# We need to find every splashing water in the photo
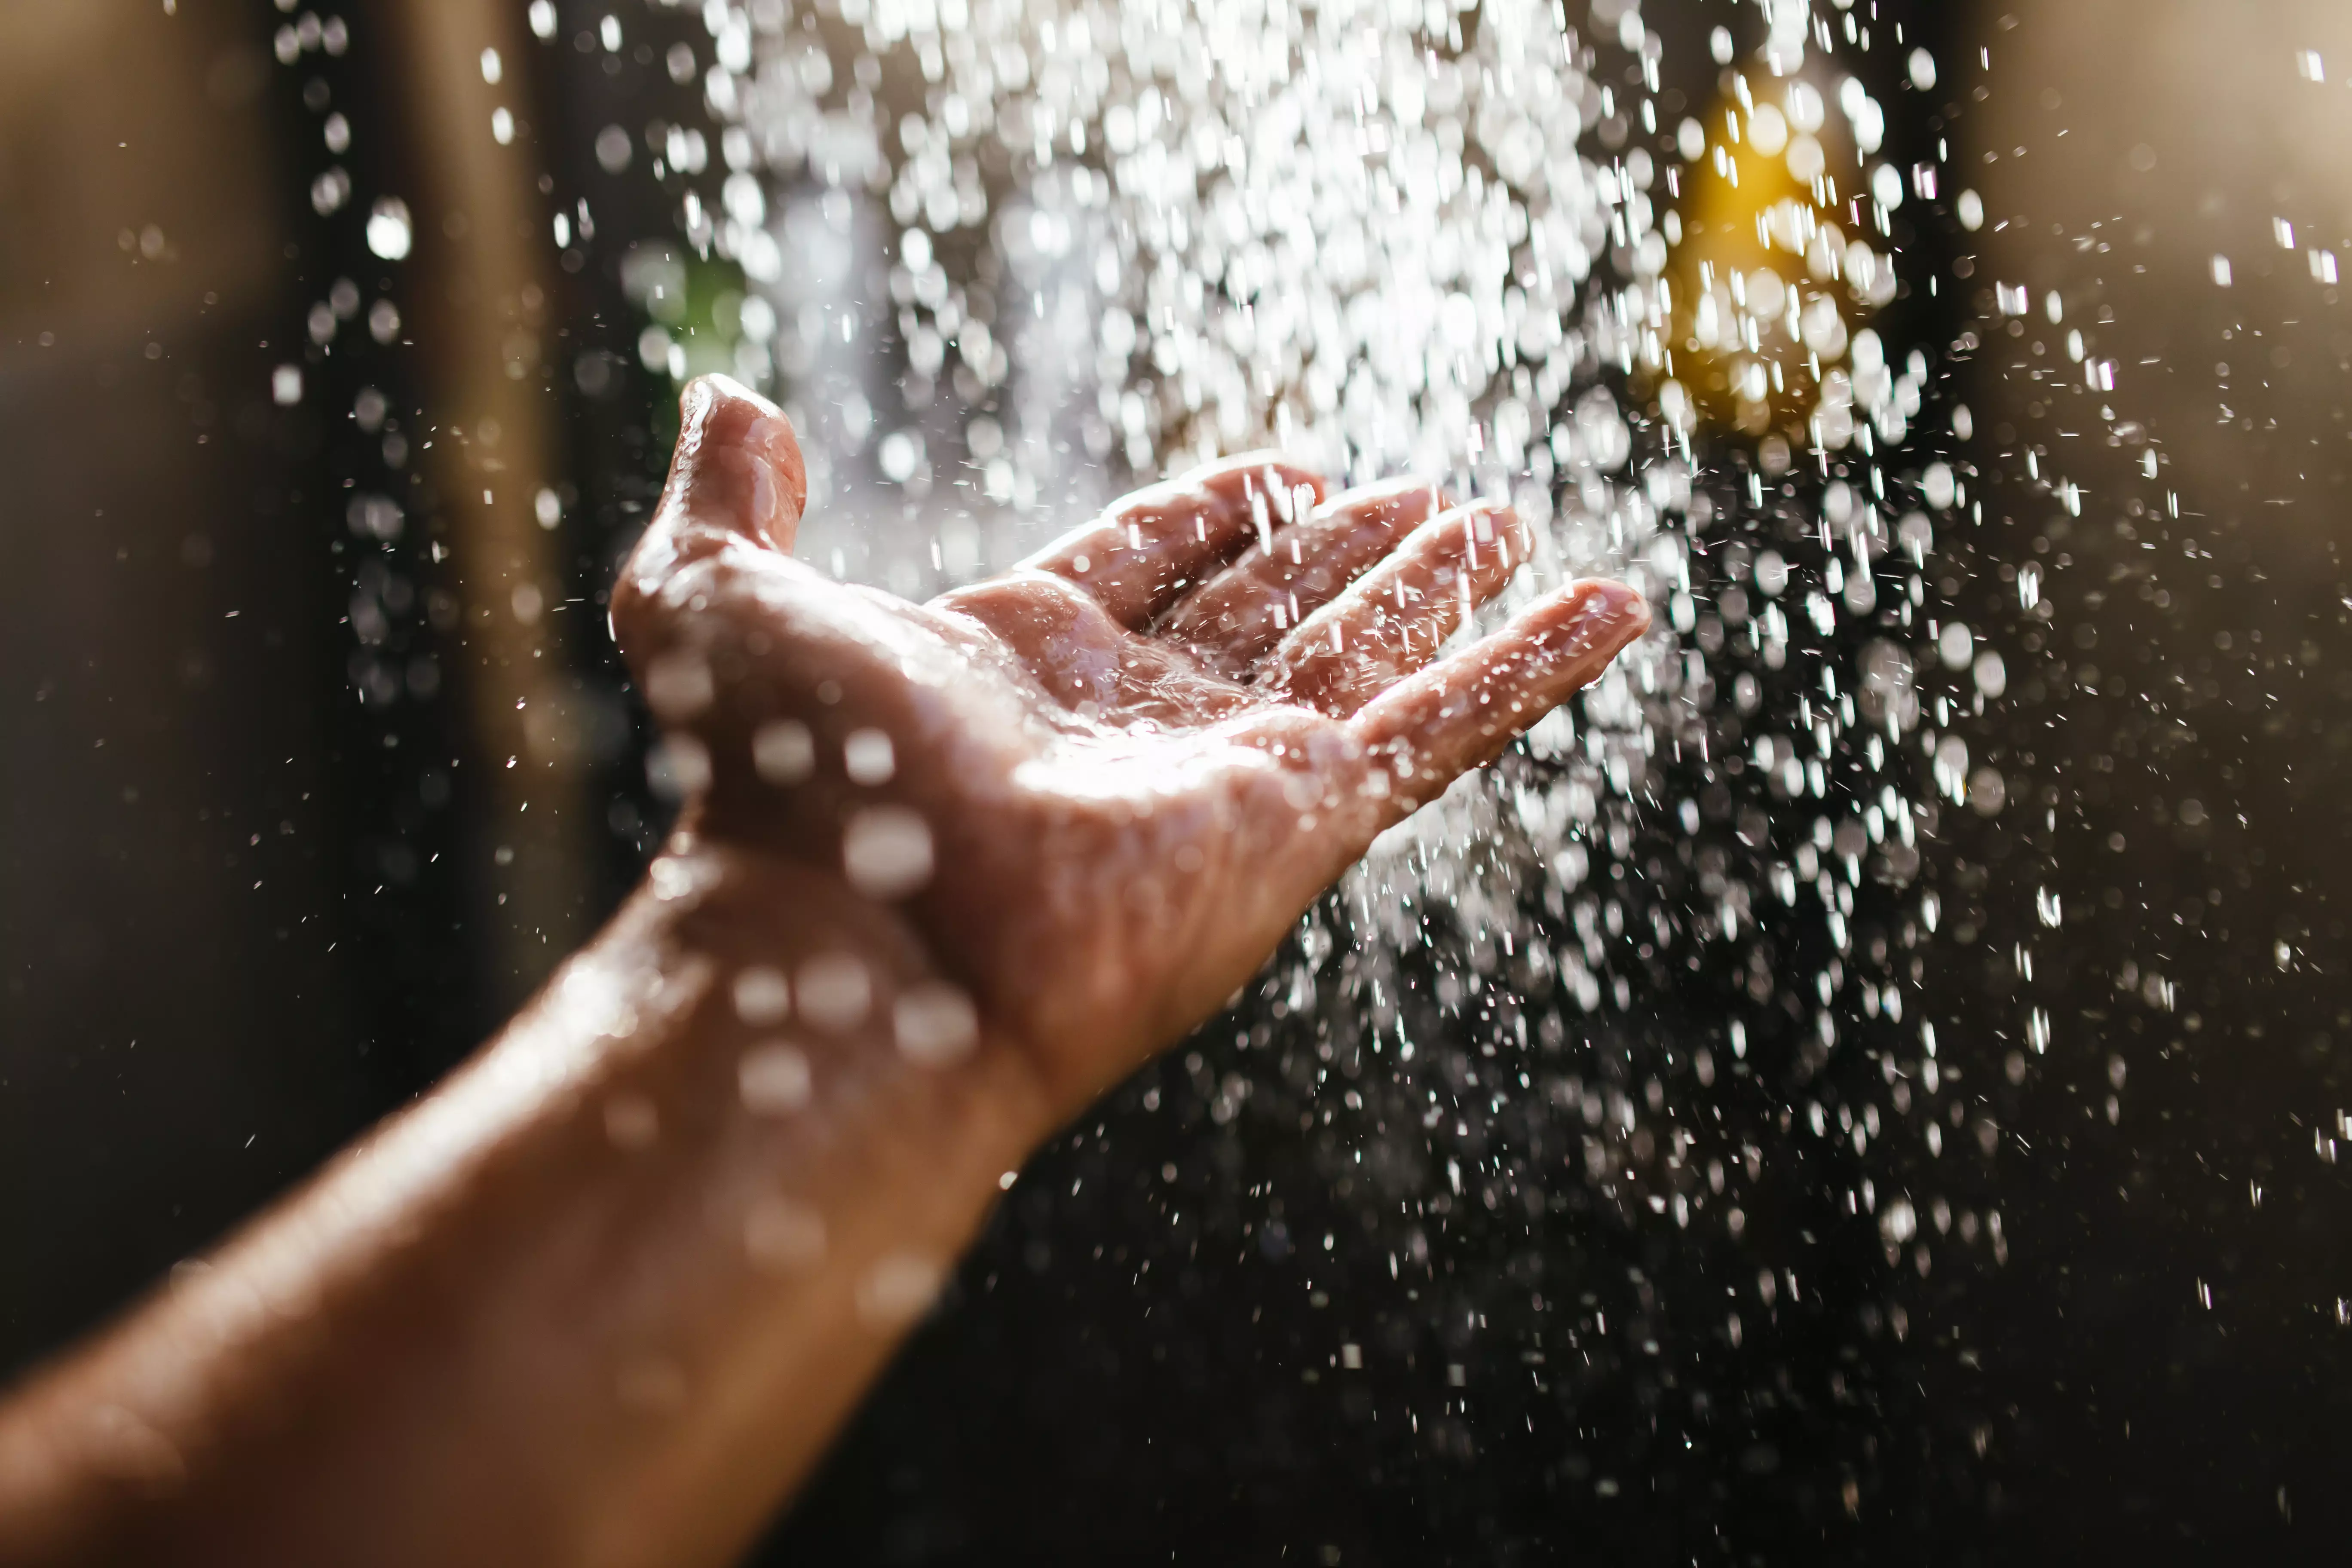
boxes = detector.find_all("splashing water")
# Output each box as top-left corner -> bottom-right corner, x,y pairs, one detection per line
667,0 -> 2010,1528
237,0 -> 2352,1539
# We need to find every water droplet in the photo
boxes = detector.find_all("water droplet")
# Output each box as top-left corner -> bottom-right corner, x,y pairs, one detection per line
744,1196 -> 826,1271
857,1252 -> 945,1326
894,981 -> 979,1066
738,1042 -> 812,1114
732,966 -> 790,1026
364,197 -> 412,262
843,728 -> 896,785
796,954 -> 871,1032
753,719 -> 815,784
843,805 -> 933,898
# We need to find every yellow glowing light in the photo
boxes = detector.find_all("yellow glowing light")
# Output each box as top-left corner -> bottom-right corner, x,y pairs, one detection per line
1656,77 -> 1892,461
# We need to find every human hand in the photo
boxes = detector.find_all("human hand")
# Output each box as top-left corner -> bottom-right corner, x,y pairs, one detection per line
0,375 -> 1634,1568
612,377 -> 1647,1126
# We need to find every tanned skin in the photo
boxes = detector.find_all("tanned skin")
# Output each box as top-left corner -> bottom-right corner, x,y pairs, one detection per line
0,377 -> 1646,1567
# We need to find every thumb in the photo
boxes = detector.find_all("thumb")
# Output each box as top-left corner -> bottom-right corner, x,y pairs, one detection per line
613,375 -> 808,668
660,374 -> 808,553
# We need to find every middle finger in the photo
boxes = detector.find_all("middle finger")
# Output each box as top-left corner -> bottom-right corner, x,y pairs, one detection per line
1158,477 -> 1450,677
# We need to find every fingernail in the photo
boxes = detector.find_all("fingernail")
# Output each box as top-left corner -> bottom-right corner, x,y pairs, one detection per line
747,457 -> 780,535
1555,580 -> 1649,660
747,414 -> 793,459
1589,580 -> 1650,640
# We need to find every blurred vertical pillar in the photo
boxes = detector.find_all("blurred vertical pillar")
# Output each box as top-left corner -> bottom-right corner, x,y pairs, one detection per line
1965,0 -> 2352,578
369,0 -> 588,1001
0,0 -> 388,1368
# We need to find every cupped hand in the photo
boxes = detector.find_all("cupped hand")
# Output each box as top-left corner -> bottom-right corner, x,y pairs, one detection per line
612,377 -> 1647,1121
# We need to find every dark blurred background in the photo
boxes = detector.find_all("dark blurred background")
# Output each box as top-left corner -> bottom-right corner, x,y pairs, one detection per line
6,1 -> 2352,1562
0,0 -> 678,1381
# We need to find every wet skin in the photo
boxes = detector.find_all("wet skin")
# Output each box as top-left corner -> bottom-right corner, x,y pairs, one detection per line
0,376 -> 1645,1568
617,377 -> 1651,1124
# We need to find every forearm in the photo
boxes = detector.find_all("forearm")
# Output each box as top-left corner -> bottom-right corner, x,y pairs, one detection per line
0,845 -> 1050,1568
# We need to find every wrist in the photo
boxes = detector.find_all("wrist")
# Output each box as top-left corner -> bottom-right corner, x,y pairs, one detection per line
606,838 -> 1059,1188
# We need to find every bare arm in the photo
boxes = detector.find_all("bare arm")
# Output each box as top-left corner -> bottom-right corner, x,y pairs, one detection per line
0,858 -> 1047,1566
0,378 -> 1646,1567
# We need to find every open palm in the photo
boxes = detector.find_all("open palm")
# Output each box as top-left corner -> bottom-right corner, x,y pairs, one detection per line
612,378 -> 1646,1119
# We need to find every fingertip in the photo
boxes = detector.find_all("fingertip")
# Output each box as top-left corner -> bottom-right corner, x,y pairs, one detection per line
1446,496 -> 1525,557
668,375 -> 808,549
1322,472 -> 1446,511
1189,450 -> 1330,507
692,371 -> 780,411
1586,577 -> 1651,643
1538,577 -> 1650,655
678,373 -> 781,448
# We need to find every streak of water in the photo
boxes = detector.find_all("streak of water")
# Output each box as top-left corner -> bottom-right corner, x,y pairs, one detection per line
662,0 -> 2046,1518
671,0 -> 2008,1449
